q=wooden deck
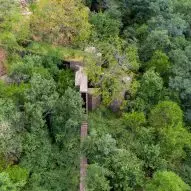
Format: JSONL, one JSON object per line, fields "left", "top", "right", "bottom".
{"left": 72, "top": 62, "right": 88, "bottom": 190}
{"left": 80, "top": 122, "right": 88, "bottom": 191}
{"left": 80, "top": 156, "right": 87, "bottom": 191}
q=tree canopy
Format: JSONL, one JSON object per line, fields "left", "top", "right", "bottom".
{"left": 145, "top": 171, "right": 190, "bottom": 191}
{"left": 1, "top": 0, "right": 191, "bottom": 190}
{"left": 31, "top": 0, "right": 91, "bottom": 46}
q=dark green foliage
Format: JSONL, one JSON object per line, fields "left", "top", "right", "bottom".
{"left": 83, "top": 132, "right": 117, "bottom": 164}
{"left": 1, "top": 0, "right": 191, "bottom": 190}
{"left": 86, "top": 164, "right": 111, "bottom": 191}
{"left": 140, "top": 30, "right": 171, "bottom": 61}
{"left": 169, "top": 45, "right": 191, "bottom": 123}
{"left": 51, "top": 87, "right": 84, "bottom": 144}
{"left": 0, "top": 98, "right": 23, "bottom": 164}
{"left": 169, "top": 47, "right": 191, "bottom": 100}
{"left": 86, "top": 103, "right": 191, "bottom": 189}
{"left": 129, "top": 69, "right": 163, "bottom": 112}
{"left": 57, "top": 69, "right": 74, "bottom": 95}
{"left": 21, "top": 85, "right": 83, "bottom": 191}
{"left": 177, "top": 148, "right": 191, "bottom": 187}
{"left": 0, "top": 49, "right": 82, "bottom": 191}
{"left": 90, "top": 12, "right": 121, "bottom": 40}
{"left": 136, "top": 143, "right": 167, "bottom": 173}
{"left": 109, "top": 149, "right": 144, "bottom": 191}
{"left": 9, "top": 55, "right": 60, "bottom": 83}
{"left": 24, "top": 74, "right": 58, "bottom": 114}
{"left": 124, "top": 0, "right": 153, "bottom": 23}
{"left": 85, "top": 110, "right": 145, "bottom": 190}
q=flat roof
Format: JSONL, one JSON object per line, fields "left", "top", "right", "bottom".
{"left": 75, "top": 67, "right": 88, "bottom": 93}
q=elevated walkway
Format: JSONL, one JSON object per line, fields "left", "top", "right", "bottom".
{"left": 80, "top": 122, "right": 88, "bottom": 191}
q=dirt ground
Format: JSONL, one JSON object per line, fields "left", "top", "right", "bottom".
{"left": 0, "top": 48, "right": 6, "bottom": 77}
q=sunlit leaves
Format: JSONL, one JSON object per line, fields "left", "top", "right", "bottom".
{"left": 145, "top": 171, "right": 190, "bottom": 191}
{"left": 31, "top": 0, "right": 91, "bottom": 46}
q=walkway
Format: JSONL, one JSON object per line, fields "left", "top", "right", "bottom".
{"left": 71, "top": 62, "right": 88, "bottom": 191}
{"left": 80, "top": 122, "right": 88, "bottom": 191}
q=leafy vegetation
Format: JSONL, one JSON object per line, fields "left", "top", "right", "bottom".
{"left": 0, "top": 0, "right": 191, "bottom": 190}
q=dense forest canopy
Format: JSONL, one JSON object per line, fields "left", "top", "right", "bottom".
{"left": 0, "top": 0, "right": 191, "bottom": 190}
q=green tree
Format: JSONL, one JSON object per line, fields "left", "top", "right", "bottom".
{"left": 31, "top": 0, "right": 91, "bottom": 46}
{"left": 9, "top": 55, "right": 58, "bottom": 84}
{"left": 148, "top": 14, "right": 187, "bottom": 37}
{"left": 147, "top": 50, "right": 171, "bottom": 76}
{"left": 23, "top": 74, "right": 58, "bottom": 134}
{"left": 149, "top": 101, "right": 191, "bottom": 163}
{"left": 149, "top": 101, "right": 183, "bottom": 128}
{"left": 0, "top": 172, "right": 16, "bottom": 191}
{"left": 90, "top": 12, "right": 121, "bottom": 40}
{"left": 25, "top": 74, "right": 58, "bottom": 115}
{"left": 0, "top": 121, "right": 22, "bottom": 165}
{"left": 178, "top": 148, "right": 191, "bottom": 187}
{"left": 0, "top": 0, "right": 30, "bottom": 46}
{"left": 140, "top": 69, "right": 163, "bottom": 100}
{"left": 123, "top": 0, "right": 153, "bottom": 24}
{"left": 140, "top": 30, "right": 171, "bottom": 61}
{"left": 159, "top": 125, "right": 191, "bottom": 163}
{"left": 83, "top": 131, "right": 117, "bottom": 164}
{"left": 169, "top": 46, "right": 191, "bottom": 122}
{"left": 149, "top": 0, "right": 173, "bottom": 16}
{"left": 86, "top": 37, "right": 139, "bottom": 105}
{"left": 123, "top": 112, "right": 146, "bottom": 130}
{"left": 109, "top": 149, "right": 144, "bottom": 191}
{"left": 130, "top": 69, "right": 163, "bottom": 112}
{"left": 136, "top": 143, "right": 167, "bottom": 173}
{"left": 5, "top": 165, "right": 29, "bottom": 190}
{"left": 145, "top": 171, "right": 190, "bottom": 191}
{"left": 9, "top": 55, "right": 47, "bottom": 83}
{"left": 20, "top": 126, "right": 51, "bottom": 177}
{"left": 174, "top": 0, "right": 191, "bottom": 37}
{"left": 57, "top": 69, "right": 74, "bottom": 95}
{"left": 86, "top": 164, "right": 110, "bottom": 191}
{"left": 51, "top": 87, "right": 84, "bottom": 144}
{"left": 0, "top": 99, "right": 23, "bottom": 164}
